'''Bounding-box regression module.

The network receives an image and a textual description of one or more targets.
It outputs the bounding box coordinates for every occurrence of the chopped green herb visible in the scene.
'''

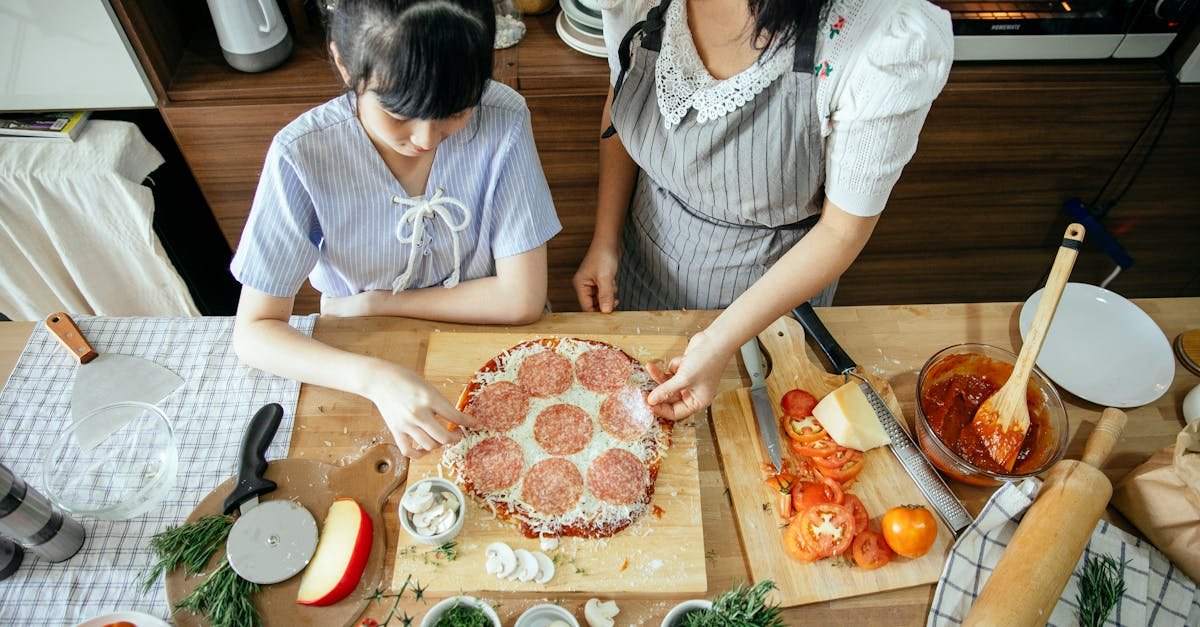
[1076,555,1127,627]
[434,603,490,627]
[681,580,784,627]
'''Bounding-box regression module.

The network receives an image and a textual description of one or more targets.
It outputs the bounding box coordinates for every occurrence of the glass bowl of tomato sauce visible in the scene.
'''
[915,344,1069,487]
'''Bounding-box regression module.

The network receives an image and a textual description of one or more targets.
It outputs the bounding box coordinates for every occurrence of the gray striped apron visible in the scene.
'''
[608,0,836,311]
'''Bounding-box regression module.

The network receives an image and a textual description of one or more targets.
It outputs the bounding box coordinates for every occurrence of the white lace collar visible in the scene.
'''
[654,0,794,129]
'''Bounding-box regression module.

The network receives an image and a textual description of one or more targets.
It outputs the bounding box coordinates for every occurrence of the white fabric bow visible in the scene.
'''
[391,187,472,293]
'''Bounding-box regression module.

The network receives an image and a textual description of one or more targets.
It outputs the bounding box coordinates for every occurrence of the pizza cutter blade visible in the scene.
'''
[221,403,318,585]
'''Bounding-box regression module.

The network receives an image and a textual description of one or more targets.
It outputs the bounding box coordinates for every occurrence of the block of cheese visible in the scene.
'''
[811,382,890,451]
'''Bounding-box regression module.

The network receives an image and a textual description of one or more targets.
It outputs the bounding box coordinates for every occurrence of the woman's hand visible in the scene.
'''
[645,330,732,420]
[362,361,477,458]
[321,290,389,318]
[573,243,621,313]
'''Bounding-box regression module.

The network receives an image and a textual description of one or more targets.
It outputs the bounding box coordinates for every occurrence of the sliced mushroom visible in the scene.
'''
[440,492,460,512]
[401,482,435,514]
[532,551,555,584]
[433,509,457,534]
[485,542,517,578]
[412,502,447,529]
[539,536,559,552]
[512,549,539,582]
[584,598,619,627]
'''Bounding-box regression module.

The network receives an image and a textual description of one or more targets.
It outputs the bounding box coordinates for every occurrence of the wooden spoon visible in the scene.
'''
[973,223,1086,470]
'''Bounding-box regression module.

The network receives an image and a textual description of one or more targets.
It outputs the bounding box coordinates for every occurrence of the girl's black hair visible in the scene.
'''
[748,0,825,52]
[328,0,495,120]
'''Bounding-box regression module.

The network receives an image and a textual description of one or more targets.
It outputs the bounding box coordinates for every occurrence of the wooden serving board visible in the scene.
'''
[710,316,954,607]
[400,332,707,596]
[166,444,406,627]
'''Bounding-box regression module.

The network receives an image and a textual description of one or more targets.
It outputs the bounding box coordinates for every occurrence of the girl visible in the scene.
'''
[572,0,953,419]
[231,0,561,457]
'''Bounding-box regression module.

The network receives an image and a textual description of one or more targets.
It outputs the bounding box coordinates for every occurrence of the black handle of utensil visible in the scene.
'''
[221,403,283,515]
[792,302,857,375]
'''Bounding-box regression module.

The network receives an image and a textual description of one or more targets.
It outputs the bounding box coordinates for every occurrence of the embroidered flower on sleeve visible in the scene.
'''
[814,61,834,78]
[829,16,845,39]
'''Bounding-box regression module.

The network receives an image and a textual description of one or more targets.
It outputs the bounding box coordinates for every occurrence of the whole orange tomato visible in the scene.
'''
[881,505,937,558]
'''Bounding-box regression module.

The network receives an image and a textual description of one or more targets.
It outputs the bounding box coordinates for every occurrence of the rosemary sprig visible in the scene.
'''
[682,579,784,627]
[140,514,234,593]
[173,560,260,627]
[1076,555,1127,627]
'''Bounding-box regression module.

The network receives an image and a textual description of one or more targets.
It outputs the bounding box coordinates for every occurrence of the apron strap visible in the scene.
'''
[792,1,823,73]
[602,0,673,139]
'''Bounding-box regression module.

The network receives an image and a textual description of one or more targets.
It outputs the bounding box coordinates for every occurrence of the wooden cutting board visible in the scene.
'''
[166,444,406,627]
[399,331,707,596]
[710,316,954,607]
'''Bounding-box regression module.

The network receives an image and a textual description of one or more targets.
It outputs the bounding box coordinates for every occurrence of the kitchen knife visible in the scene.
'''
[45,312,183,449]
[739,339,784,473]
[792,302,973,533]
[222,403,319,585]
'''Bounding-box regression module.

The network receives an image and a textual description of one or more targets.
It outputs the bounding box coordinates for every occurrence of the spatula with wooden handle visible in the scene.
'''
[963,407,1128,626]
[972,223,1085,470]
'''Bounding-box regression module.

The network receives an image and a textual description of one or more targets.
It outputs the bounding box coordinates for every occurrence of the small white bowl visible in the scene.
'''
[515,603,580,627]
[420,595,501,627]
[661,600,712,627]
[399,477,466,545]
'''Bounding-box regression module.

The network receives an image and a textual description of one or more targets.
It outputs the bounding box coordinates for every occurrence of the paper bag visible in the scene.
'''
[1112,421,1200,584]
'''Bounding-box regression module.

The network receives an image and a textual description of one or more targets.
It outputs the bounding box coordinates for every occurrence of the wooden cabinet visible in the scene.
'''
[115,5,1200,314]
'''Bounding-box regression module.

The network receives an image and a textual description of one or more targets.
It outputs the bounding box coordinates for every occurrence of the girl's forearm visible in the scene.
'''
[593,87,639,251]
[360,274,544,325]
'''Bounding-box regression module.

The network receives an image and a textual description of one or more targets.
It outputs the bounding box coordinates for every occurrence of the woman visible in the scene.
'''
[572,0,953,418]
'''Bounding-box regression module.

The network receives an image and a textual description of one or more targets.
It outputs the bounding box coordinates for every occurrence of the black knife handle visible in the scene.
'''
[792,302,857,375]
[221,403,283,515]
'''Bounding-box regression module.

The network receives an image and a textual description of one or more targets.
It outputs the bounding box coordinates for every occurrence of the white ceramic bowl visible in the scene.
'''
[420,595,501,627]
[399,477,466,545]
[661,600,712,627]
[515,604,580,627]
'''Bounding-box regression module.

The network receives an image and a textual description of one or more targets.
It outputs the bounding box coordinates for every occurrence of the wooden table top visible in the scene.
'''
[1,298,1197,626]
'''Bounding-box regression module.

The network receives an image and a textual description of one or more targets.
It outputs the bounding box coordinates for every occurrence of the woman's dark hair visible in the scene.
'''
[328,0,495,120]
[748,0,825,53]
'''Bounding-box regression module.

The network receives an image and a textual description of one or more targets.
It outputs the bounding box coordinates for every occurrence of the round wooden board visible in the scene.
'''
[165,444,406,627]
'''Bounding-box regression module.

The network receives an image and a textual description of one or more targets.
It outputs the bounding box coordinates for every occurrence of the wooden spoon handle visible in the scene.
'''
[1011,224,1085,384]
[1081,407,1127,468]
[44,312,97,364]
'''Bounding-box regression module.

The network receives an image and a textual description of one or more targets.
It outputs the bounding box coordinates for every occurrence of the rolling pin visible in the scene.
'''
[964,407,1128,627]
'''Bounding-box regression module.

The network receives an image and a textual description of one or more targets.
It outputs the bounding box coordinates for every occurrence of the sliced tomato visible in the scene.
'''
[781,389,818,418]
[851,530,893,570]
[783,415,827,443]
[791,476,845,511]
[783,521,824,562]
[764,472,796,494]
[812,447,863,469]
[797,502,855,557]
[791,458,820,483]
[815,455,865,483]
[789,434,839,458]
[842,493,870,536]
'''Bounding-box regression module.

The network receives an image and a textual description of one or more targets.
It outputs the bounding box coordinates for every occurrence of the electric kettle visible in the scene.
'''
[206,0,293,73]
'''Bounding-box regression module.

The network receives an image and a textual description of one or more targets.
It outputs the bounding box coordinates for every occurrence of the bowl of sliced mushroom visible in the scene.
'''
[399,477,464,545]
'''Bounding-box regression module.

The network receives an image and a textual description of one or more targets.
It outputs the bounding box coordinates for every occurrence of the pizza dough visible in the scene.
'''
[443,338,671,538]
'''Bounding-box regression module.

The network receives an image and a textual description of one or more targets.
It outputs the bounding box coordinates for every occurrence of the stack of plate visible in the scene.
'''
[557,0,607,58]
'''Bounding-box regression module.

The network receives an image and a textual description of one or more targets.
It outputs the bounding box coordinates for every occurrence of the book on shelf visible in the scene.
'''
[0,111,91,141]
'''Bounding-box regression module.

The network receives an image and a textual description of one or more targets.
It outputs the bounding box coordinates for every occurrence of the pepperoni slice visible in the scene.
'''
[586,449,649,505]
[463,437,524,492]
[521,458,584,515]
[517,349,574,397]
[575,347,634,393]
[534,404,593,455]
[466,381,529,431]
[599,387,655,441]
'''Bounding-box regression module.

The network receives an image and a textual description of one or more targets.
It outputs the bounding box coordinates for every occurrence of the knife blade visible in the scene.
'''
[739,339,783,473]
[792,303,973,533]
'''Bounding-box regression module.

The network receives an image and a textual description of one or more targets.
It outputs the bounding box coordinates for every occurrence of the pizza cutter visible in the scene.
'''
[221,403,319,585]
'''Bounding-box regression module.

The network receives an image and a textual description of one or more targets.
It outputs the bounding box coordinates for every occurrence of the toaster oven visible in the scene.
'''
[934,0,1199,60]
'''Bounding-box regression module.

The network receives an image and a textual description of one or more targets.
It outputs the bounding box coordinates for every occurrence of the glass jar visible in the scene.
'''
[494,0,526,49]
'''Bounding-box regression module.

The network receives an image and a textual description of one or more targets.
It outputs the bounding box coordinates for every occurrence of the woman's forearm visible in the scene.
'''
[356,275,543,325]
[593,87,639,250]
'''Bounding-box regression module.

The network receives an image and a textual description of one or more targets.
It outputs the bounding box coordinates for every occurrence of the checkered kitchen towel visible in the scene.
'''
[929,478,1200,627]
[0,315,316,625]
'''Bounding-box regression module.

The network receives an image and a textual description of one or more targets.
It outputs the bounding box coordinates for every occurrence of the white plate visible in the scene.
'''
[76,611,170,627]
[1019,282,1175,407]
[561,0,604,31]
[556,12,607,58]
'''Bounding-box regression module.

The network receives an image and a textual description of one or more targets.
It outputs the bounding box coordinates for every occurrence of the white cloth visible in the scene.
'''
[929,478,1200,627]
[599,0,954,216]
[0,120,199,320]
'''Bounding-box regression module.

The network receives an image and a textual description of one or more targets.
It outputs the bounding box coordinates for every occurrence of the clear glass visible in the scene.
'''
[42,401,177,520]
[494,0,526,49]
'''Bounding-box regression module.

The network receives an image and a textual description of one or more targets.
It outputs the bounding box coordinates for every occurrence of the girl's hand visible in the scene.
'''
[645,330,731,420]
[573,243,621,313]
[363,362,477,458]
[321,290,388,318]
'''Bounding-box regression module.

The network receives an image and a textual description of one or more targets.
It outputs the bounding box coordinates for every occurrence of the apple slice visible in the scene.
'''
[297,498,374,606]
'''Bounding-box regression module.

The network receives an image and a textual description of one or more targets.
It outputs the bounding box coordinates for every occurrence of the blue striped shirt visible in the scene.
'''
[231,81,561,298]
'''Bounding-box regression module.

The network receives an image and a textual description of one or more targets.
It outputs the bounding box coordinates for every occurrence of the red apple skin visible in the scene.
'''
[297,498,374,607]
